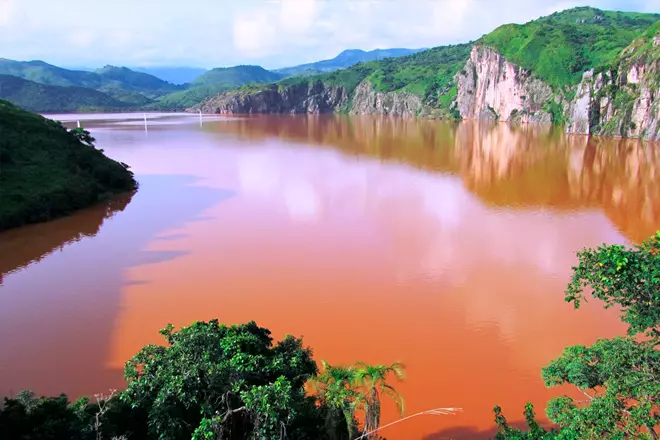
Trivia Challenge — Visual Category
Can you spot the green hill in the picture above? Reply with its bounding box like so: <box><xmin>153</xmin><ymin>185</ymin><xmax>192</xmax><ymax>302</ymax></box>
<box><xmin>0</xmin><ymin>75</ymin><xmax>129</xmax><ymax>112</ymax></box>
<box><xmin>152</xmin><ymin>65</ymin><xmax>283</xmax><ymax>110</ymax></box>
<box><xmin>479</xmin><ymin>7</ymin><xmax>660</xmax><ymax>89</ymax></box>
<box><xmin>274</xmin><ymin>48</ymin><xmax>426</xmax><ymax>77</ymax></box>
<box><xmin>0</xmin><ymin>59</ymin><xmax>182</xmax><ymax>105</ymax></box>
<box><xmin>0</xmin><ymin>99</ymin><xmax>137</xmax><ymax>230</ymax></box>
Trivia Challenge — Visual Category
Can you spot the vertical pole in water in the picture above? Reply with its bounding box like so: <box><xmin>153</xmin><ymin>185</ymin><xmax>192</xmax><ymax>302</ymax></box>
<box><xmin>77</xmin><ymin>120</ymin><xmax>81</xmax><ymax>128</ymax></box>
<box><xmin>144</xmin><ymin>113</ymin><xmax>148</xmax><ymax>135</ymax></box>
<box><xmin>199</xmin><ymin>110</ymin><xmax>203</xmax><ymax>127</ymax></box>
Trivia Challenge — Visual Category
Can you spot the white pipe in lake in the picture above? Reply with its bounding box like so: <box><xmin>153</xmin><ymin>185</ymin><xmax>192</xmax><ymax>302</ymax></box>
<box><xmin>199</xmin><ymin>110</ymin><xmax>203</xmax><ymax>127</ymax></box>
<box><xmin>77</xmin><ymin>120</ymin><xmax>81</xmax><ymax>128</ymax></box>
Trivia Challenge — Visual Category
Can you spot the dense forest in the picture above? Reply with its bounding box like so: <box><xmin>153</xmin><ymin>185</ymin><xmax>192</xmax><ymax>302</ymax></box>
<box><xmin>0</xmin><ymin>100</ymin><xmax>137</xmax><ymax>230</ymax></box>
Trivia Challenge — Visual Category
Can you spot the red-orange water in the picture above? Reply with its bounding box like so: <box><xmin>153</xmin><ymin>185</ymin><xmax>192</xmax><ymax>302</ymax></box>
<box><xmin>2</xmin><ymin>114</ymin><xmax>659</xmax><ymax>439</ymax></box>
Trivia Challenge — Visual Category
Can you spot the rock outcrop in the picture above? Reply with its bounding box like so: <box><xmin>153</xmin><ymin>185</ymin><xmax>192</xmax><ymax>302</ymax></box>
<box><xmin>349</xmin><ymin>81</ymin><xmax>423</xmax><ymax>117</ymax></box>
<box><xmin>194</xmin><ymin>81</ymin><xmax>349</xmax><ymax>114</ymax></box>
<box><xmin>566</xmin><ymin>26</ymin><xmax>660</xmax><ymax>140</ymax></box>
<box><xmin>455</xmin><ymin>46</ymin><xmax>555</xmax><ymax>124</ymax></box>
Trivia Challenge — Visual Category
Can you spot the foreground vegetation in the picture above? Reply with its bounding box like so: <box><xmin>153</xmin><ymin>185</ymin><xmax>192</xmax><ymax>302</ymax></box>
<box><xmin>0</xmin><ymin>100</ymin><xmax>137</xmax><ymax>230</ymax></box>
<box><xmin>0</xmin><ymin>320</ymin><xmax>408</xmax><ymax>440</ymax></box>
<box><xmin>496</xmin><ymin>233</ymin><xmax>660</xmax><ymax>439</ymax></box>
<box><xmin>2</xmin><ymin>233</ymin><xmax>659</xmax><ymax>439</ymax></box>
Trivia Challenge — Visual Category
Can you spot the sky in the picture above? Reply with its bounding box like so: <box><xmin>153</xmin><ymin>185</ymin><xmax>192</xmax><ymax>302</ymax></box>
<box><xmin>0</xmin><ymin>0</ymin><xmax>657</xmax><ymax>69</ymax></box>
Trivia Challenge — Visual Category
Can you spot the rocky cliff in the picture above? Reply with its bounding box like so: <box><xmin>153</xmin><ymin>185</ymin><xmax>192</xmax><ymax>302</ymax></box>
<box><xmin>454</xmin><ymin>46</ymin><xmax>555</xmax><ymax>124</ymax></box>
<box><xmin>193</xmin><ymin>81</ymin><xmax>349</xmax><ymax>114</ymax></box>
<box><xmin>193</xmin><ymin>79</ymin><xmax>426</xmax><ymax>117</ymax></box>
<box><xmin>192</xmin><ymin>24</ymin><xmax>660</xmax><ymax>141</ymax></box>
<box><xmin>566</xmin><ymin>26</ymin><xmax>660</xmax><ymax>140</ymax></box>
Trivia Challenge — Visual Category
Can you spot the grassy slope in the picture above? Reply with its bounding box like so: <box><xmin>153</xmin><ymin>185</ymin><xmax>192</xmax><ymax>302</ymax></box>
<box><xmin>0</xmin><ymin>75</ymin><xmax>129</xmax><ymax>112</ymax></box>
<box><xmin>0</xmin><ymin>99</ymin><xmax>137</xmax><ymax>230</ymax></box>
<box><xmin>153</xmin><ymin>65</ymin><xmax>284</xmax><ymax>109</ymax></box>
<box><xmin>479</xmin><ymin>7</ymin><xmax>660</xmax><ymax>89</ymax></box>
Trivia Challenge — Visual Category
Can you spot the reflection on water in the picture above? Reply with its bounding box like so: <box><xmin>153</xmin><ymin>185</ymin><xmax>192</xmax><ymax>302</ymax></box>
<box><xmin>1</xmin><ymin>115</ymin><xmax>659</xmax><ymax>440</ymax></box>
<box><xmin>0</xmin><ymin>175</ymin><xmax>232</xmax><ymax>397</ymax></box>
<box><xmin>208</xmin><ymin>116</ymin><xmax>660</xmax><ymax>242</ymax></box>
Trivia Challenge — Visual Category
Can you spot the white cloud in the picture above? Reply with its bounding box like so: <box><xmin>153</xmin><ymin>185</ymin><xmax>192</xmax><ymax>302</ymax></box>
<box><xmin>0</xmin><ymin>0</ymin><xmax>16</xmax><ymax>27</ymax></box>
<box><xmin>0</xmin><ymin>0</ymin><xmax>654</xmax><ymax>68</ymax></box>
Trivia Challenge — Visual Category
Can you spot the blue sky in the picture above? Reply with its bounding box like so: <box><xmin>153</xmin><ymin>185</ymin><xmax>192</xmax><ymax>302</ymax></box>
<box><xmin>0</xmin><ymin>0</ymin><xmax>657</xmax><ymax>69</ymax></box>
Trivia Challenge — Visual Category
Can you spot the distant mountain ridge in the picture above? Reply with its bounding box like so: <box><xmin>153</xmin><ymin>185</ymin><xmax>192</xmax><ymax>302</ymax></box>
<box><xmin>274</xmin><ymin>48</ymin><xmax>426</xmax><ymax>77</ymax></box>
<box><xmin>150</xmin><ymin>65</ymin><xmax>283</xmax><ymax>110</ymax></box>
<box><xmin>0</xmin><ymin>47</ymin><xmax>430</xmax><ymax>112</ymax></box>
<box><xmin>0</xmin><ymin>58</ymin><xmax>182</xmax><ymax>105</ymax></box>
<box><xmin>0</xmin><ymin>75</ymin><xmax>128</xmax><ymax>112</ymax></box>
<box><xmin>132</xmin><ymin>67</ymin><xmax>208</xmax><ymax>85</ymax></box>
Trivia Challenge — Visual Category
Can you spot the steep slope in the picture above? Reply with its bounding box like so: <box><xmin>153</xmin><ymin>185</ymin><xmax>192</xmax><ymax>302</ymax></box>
<box><xmin>153</xmin><ymin>65</ymin><xmax>283</xmax><ymax>109</ymax></box>
<box><xmin>567</xmin><ymin>21</ymin><xmax>660</xmax><ymax>139</ymax></box>
<box><xmin>479</xmin><ymin>7</ymin><xmax>660</xmax><ymax>88</ymax></box>
<box><xmin>0</xmin><ymin>75</ymin><xmax>129</xmax><ymax>112</ymax></box>
<box><xmin>274</xmin><ymin>48</ymin><xmax>425</xmax><ymax>77</ymax></box>
<box><xmin>0</xmin><ymin>99</ymin><xmax>137</xmax><ymax>230</ymax></box>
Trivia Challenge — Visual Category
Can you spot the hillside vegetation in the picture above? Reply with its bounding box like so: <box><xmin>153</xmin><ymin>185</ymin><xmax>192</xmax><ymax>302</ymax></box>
<box><xmin>480</xmin><ymin>7</ymin><xmax>660</xmax><ymax>89</ymax></box>
<box><xmin>152</xmin><ymin>65</ymin><xmax>283</xmax><ymax>109</ymax></box>
<box><xmin>0</xmin><ymin>75</ymin><xmax>128</xmax><ymax>112</ymax></box>
<box><xmin>0</xmin><ymin>100</ymin><xmax>137</xmax><ymax>230</ymax></box>
<box><xmin>0</xmin><ymin>59</ymin><xmax>182</xmax><ymax>105</ymax></box>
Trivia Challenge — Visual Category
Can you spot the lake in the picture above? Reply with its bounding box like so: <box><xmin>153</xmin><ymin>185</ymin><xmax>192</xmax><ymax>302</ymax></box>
<box><xmin>1</xmin><ymin>113</ymin><xmax>658</xmax><ymax>439</ymax></box>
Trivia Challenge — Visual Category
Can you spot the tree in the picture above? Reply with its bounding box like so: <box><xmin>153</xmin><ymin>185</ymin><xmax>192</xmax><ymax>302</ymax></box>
<box><xmin>313</xmin><ymin>362</ymin><xmax>361</xmax><ymax>439</ymax></box>
<box><xmin>565</xmin><ymin>232</ymin><xmax>660</xmax><ymax>339</ymax></box>
<box><xmin>122</xmin><ymin>320</ymin><xmax>320</xmax><ymax>440</ymax></box>
<box><xmin>495</xmin><ymin>233</ymin><xmax>660</xmax><ymax>439</ymax></box>
<box><xmin>354</xmin><ymin>362</ymin><xmax>405</xmax><ymax>439</ymax></box>
<box><xmin>69</xmin><ymin>127</ymin><xmax>97</xmax><ymax>148</ymax></box>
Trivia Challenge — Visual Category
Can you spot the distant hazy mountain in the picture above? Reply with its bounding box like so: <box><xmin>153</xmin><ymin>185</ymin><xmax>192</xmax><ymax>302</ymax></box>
<box><xmin>0</xmin><ymin>75</ymin><xmax>128</xmax><ymax>112</ymax></box>
<box><xmin>0</xmin><ymin>59</ymin><xmax>182</xmax><ymax>104</ymax></box>
<box><xmin>274</xmin><ymin>48</ymin><xmax>426</xmax><ymax>77</ymax></box>
<box><xmin>132</xmin><ymin>67</ymin><xmax>208</xmax><ymax>84</ymax></box>
<box><xmin>152</xmin><ymin>65</ymin><xmax>283</xmax><ymax>110</ymax></box>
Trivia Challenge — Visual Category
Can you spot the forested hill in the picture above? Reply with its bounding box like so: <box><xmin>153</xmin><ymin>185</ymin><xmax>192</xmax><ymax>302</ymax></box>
<box><xmin>0</xmin><ymin>100</ymin><xmax>137</xmax><ymax>230</ymax></box>
<box><xmin>0</xmin><ymin>75</ymin><xmax>129</xmax><ymax>112</ymax></box>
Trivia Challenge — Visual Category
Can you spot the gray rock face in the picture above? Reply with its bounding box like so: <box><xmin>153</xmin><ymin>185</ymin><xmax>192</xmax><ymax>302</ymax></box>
<box><xmin>349</xmin><ymin>81</ymin><xmax>423</xmax><ymax>117</ymax></box>
<box><xmin>194</xmin><ymin>81</ymin><xmax>349</xmax><ymax>114</ymax></box>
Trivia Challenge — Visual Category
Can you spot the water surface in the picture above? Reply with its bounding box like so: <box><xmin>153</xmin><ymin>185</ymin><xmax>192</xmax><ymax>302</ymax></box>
<box><xmin>2</xmin><ymin>114</ymin><xmax>659</xmax><ymax>439</ymax></box>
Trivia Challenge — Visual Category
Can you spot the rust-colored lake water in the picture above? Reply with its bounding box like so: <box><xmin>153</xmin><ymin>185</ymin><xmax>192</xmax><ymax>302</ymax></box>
<box><xmin>2</xmin><ymin>114</ymin><xmax>658</xmax><ymax>439</ymax></box>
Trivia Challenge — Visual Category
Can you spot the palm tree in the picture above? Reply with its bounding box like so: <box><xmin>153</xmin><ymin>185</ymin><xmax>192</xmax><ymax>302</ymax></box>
<box><xmin>312</xmin><ymin>361</ymin><xmax>360</xmax><ymax>439</ymax></box>
<box><xmin>353</xmin><ymin>362</ymin><xmax>405</xmax><ymax>439</ymax></box>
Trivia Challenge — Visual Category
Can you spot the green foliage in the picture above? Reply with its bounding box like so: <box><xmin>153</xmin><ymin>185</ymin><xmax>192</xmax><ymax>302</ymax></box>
<box><xmin>494</xmin><ymin>403</ymin><xmax>557</xmax><ymax>439</ymax></box>
<box><xmin>565</xmin><ymin>232</ymin><xmax>660</xmax><ymax>338</ymax></box>
<box><xmin>122</xmin><ymin>320</ymin><xmax>323</xmax><ymax>440</ymax></box>
<box><xmin>0</xmin><ymin>100</ymin><xmax>136</xmax><ymax>230</ymax></box>
<box><xmin>480</xmin><ymin>7</ymin><xmax>660</xmax><ymax>88</ymax></box>
<box><xmin>496</xmin><ymin>233</ymin><xmax>660</xmax><ymax>439</ymax></box>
